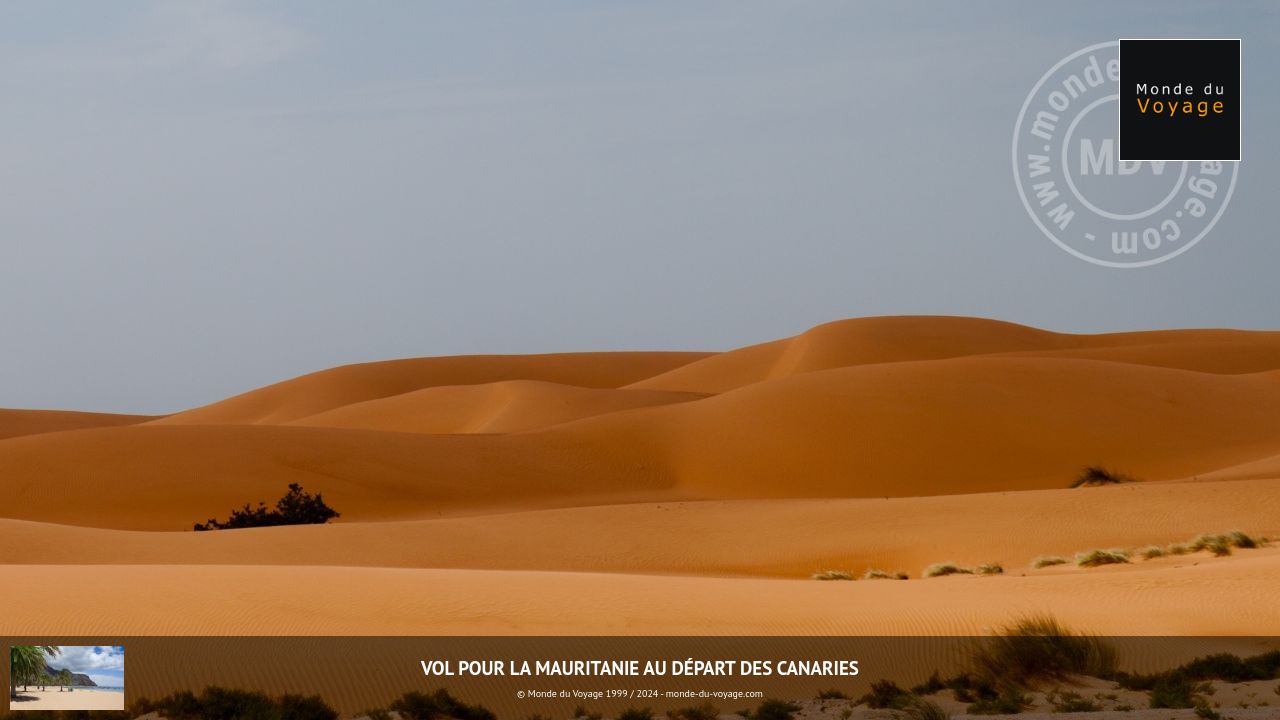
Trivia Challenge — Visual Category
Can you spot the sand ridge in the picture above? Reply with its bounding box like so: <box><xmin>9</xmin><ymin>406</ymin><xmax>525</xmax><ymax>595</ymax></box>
<box><xmin>3</xmin><ymin>316</ymin><xmax>1280</xmax><ymax>636</ymax></box>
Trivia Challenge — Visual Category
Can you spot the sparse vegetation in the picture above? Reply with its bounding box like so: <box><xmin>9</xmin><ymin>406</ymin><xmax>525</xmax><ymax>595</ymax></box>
<box><xmin>1070</xmin><ymin>465</ymin><xmax>1134</xmax><ymax>488</ymax></box>
<box><xmin>129</xmin><ymin>686</ymin><xmax>339</xmax><ymax>720</ymax></box>
<box><xmin>815</xmin><ymin>689</ymin><xmax>848</xmax><ymax>700</ymax></box>
<box><xmin>862</xmin><ymin>568</ymin><xmax>909</xmax><ymax>580</ymax></box>
<box><xmin>617</xmin><ymin>708</ymin><xmax>653</xmax><ymax>720</ymax></box>
<box><xmin>194</xmin><ymin>483</ymin><xmax>340</xmax><ymax>531</ymax></box>
<box><xmin>970</xmin><ymin>615</ymin><xmax>1117</xmax><ymax>687</ymax></box>
<box><xmin>573</xmin><ymin>705</ymin><xmax>603</xmax><ymax>720</ymax></box>
<box><xmin>1138</xmin><ymin>544</ymin><xmax>1166</xmax><ymax>559</ymax></box>
<box><xmin>965</xmin><ymin>688</ymin><xmax>1028</xmax><ymax>715</ymax></box>
<box><xmin>666</xmin><ymin>704</ymin><xmax>718</xmax><ymax>720</ymax></box>
<box><xmin>856</xmin><ymin>680</ymin><xmax>913</xmax><ymax>710</ymax></box>
<box><xmin>903</xmin><ymin>698</ymin><xmax>951</xmax><ymax>720</ymax></box>
<box><xmin>810</xmin><ymin>569</ymin><xmax>854</xmax><ymax>581</ymax></box>
<box><xmin>923</xmin><ymin>562</ymin><xmax>973</xmax><ymax>578</ymax></box>
<box><xmin>975</xmin><ymin>562</ymin><xmax>1004</xmax><ymax>576</ymax></box>
<box><xmin>1046</xmin><ymin>689</ymin><xmax>1102</xmax><ymax>712</ymax></box>
<box><xmin>750</xmin><ymin>699</ymin><xmax>800</xmax><ymax>720</ymax></box>
<box><xmin>1031</xmin><ymin>555</ymin><xmax>1068</xmax><ymax>569</ymax></box>
<box><xmin>392</xmin><ymin>690</ymin><xmax>496</xmax><ymax>720</ymax></box>
<box><xmin>1075</xmin><ymin>548</ymin><xmax>1130</xmax><ymax>567</ymax></box>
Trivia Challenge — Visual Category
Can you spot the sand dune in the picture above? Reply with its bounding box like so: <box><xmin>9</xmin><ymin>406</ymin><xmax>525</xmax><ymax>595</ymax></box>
<box><xmin>4</xmin><ymin>316</ymin><xmax>1280</xmax><ymax>638</ymax></box>
<box><xmin>290</xmin><ymin>380</ymin><xmax>705</xmax><ymax>434</ymax></box>
<box><xmin>0</xmin><ymin>408</ymin><xmax>152</xmax><ymax>441</ymax></box>
<box><xmin>629</xmin><ymin>316</ymin><xmax>1280</xmax><ymax>393</ymax></box>
<box><xmin>4</xmin><ymin>356</ymin><xmax>1280</xmax><ymax>530</ymax></box>
<box><xmin>5</xmin><ymin>478</ymin><xmax>1278</xmax><ymax>577</ymax></box>
<box><xmin>151</xmin><ymin>351</ymin><xmax>710</xmax><ymax>425</ymax></box>
<box><xmin>4</xmin><ymin>552</ymin><xmax>1279</xmax><ymax>636</ymax></box>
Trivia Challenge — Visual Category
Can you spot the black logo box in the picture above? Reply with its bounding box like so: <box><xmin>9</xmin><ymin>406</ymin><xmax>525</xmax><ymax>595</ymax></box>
<box><xmin>1119</xmin><ymin>38</ymin><xmax>1241</xmax><ymax>162</ymax></box>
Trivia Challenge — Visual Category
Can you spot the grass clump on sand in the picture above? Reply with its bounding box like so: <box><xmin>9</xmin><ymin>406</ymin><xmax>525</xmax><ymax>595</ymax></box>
<box><xmin>1190</xmin><ymin>534</ymin><xmax>1233</xmax><ymax>557</ymax></box>
<box><xmin>1031</xmin><ymin>555</ymin><xmax>1068</xmax><ymax>569</ymax></box>
<box><xmin>975</xmin><ymin>562</ymin><xmax>1004</xmax><ymax>576</ymax></box>
<box><xmin>970</xmin><ymin>615</ymin><xmax>1118</xmax><ymax>687</ymax></box>
<box><xmin>129</xmin><ymin>687</ymin><xmax>340</xmax><ymax>720</ymax></box>
<box><xmin>1139</xmin><ymin>544</ymin><xmax>1166</xmax><ymax>560</ymax></box>
<box><xmin>862</xmin><ymin>568</ymin><xmax>909</xmax><ymax>580</ymax></box>
<box><xmin>1045</xmin><ymin>689</ymin><xmax>1102</xmax><ymax>712</ymax></box>
<box><xmin>923</xmin><ymin>562</ymin><xmax>973</xmax><ymax>578</ymax></box>
<box><xmin>667</xmin><ymin>703</ymin><xmax>718</xmax><ymax>720</ymax></box>
<box><xmin>902</xmin><ymin>698</ymin><xmax>951</xmax><ymax>720</ymax></box>
<box><xmin>1075</xmin><ymin>548</ymin><xmax>1130</xmax><ymax>567</ymax></box>
<box><xmin>1070</xmin><ymin>465</ymin><xmax>1135</xmax><ymax>488</ymax></box>
<box><xmin>750</xmin><ymin>699</ymin><xmax>801</xmax><ymax>720</ymax></box>
<box><xmin>856</xmin><ymin>680</ymin><xmax>913</xmax><ymax>710</ymax></box>
<box><xmin>617</xmin><ymin>708</ymin><xmax>654</xmax><ymax>720</ymax></box>
<box><xmin>811</xmin><ymin>569</ymin><xmax>854</xmax><ymax>581</ymax></box>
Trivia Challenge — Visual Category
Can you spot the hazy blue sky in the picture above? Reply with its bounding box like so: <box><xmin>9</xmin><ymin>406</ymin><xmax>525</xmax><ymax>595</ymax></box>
<box><xmin>2</xmin><ymin>1</ymin><xmax>1277</xmax><ymax>414</ymax></box>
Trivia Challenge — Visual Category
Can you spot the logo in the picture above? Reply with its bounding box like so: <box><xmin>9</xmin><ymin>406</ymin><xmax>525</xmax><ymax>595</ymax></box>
<box><xmin>1012</xmin><ymin>41</ymin><xmax>1237</xmax><ymax>268</ymax></box>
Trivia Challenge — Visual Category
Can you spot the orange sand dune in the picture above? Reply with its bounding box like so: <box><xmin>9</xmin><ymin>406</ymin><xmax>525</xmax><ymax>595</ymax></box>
<box><xmin>0</xmin><ymin>408</ymin><xmax>153</xmax><ymax>441</ymax></box>
<box><xmin>152</xmin><ymin>351</ymin><xmax>710</xmax><ymax>425</ymax></box>
<box><xmin>0</xmin><ymin>423</ymin><xmax>673</xmax><ymax>530</ymax></box>
<box><xmin>618</xmin><ymin>357</ymin><xmax>1280</xmax><ymax>499</ymax></box>
<box><xmin>5</xmin><ymin>478</ymin><xmax>1278</xmax><ymax>577</ymax></box>
<box><xmin>4</xmin><ymin>357</ymin><xmax>1280</xmax><ymax>530</ymax></box>
<box><xmin>3</xmin><ymin>553</ymin><xmax>1279</xmax><ymax>636</ymax></box>
<box><xmin>5</xmin><ymin>316</ymin><xmax>1280</xmax><ymax>639</ymax></box>
<box><xmin>629</xmin><ymin>316</ymin><xmax>1280</xmax><ymax>393</ymax></box>
<box><xmin>290</xmin><ymin>380</ymin><xmax>705</xmax><ymax>434</ymax></box>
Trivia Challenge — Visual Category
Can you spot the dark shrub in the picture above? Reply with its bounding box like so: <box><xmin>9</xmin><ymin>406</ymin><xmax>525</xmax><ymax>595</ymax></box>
<box><xmin>857</xmin><ymin>680</ymin><xmax>912</xmax><ymax>709</ymax></box>
<box><xmin>195</xmin><ymin>483</ymin><xmax>339</xmax><ymax>531</ymax></box>
<box><xmin>970</xmin><ymin>615</ymin><xmax>1117</xmax><ymax>686</ymax></box>
<box><xmin>666</xmin><ymin>703</ymin><xmax>718</xmax><ymax>720</ymax></box>
<box><xmin>751</xmin><ymin>699</ymin><xmax>801</xmax><ymax>720</ymax></box>
<box><xmin>617</xmin><ymin>707</ymin><xmax>654</xmax><ymax>720</ymax></box>
<box><xmin>392</xmin><ymin>690</ymin><xmax>496</xmax><ymax>720</ymax></box>
<box><xmin>1071</xmin><ymin>466</ymin><xmax>1134</xmax><ymax>487</ymax></box>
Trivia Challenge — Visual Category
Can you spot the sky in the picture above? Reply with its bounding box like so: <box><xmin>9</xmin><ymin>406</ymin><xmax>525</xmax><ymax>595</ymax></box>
<box><xmin>1</xmin><ymin>1</ymin><xmax>1277</xmax><ymax>414</ymax></box>
<box><xmin>48</xmin><ymin>646</ymin><xmax>125</xmax><ymax>688</ymax></box>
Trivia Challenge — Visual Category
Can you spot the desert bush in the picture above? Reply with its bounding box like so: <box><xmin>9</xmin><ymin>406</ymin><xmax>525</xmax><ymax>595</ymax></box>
<box><xmin>975</xmin><ymin>562</ymin><xmax>1003</xmax><ymax>576</ymax></box>
<box><xmin>923</xmin><ymin>562</ymin><xmax>973</xmax><ymax>578</ymax></box>
<box><xmin>750</xmin><ymin>699</ymin><xmax>801</xmax><ymax>720</ymax></box>
<box><xmin>1167</xmin><ymin>542</ymin><xmax>1192</xmax><ymax>555</ymax></box>
<box><xmin>862</xmin><ymin>569</ymin><xmax>909</xmax><ymax>580</ymax></box>
<box><xmin>911</xmin><ymin>671</ymin><xmax>946</xmax><ymax>696</ymax></box>
<box><xmin>1195</xmin><ymin>704</ymin><xmax>1223</xmax><ymax>719</ymax></box>
<box><xmin>1071</xmin><ymin>466</ymin><xmax>1134</xmax><ymax>488</ymax></box>
<box><xmin>667</xmin><ymin>704</ymin><xmax>717</xmax><ymax>720</ymax></box>
<box><xmin>127</xmin><ymin>686</ymin><xmax>337</xmax><ymax>720</ymax></box>
<box><xmin>194</xmin><ymin>483</ymin><xmax>340</xmax><ymax>531</ymax></box>
<box><xmin>617</xmin><ymin>707</ymin><xmax>653</xmax><ymax>720</ymax></box>
<box><xmin>857</xmin><ymin>680</ymin><xmax>912</xmax><ymax>709</ymax></box>
<box><xmin>1148</xmin><ymin>675</ymin><xmax>1198</xmax><ymax>709</ymax></box>
<box><xmin>392</xmin><ymin>690</ymin><xmax>496</xmax><ymax>720</ymax></box>
<box><xmin>1075</xmin><ymin>548</ymin><xmax>1130</xmax><ymax>567</ymax></box>
<box><xmin>1139</xmin><ymin>544</ymin><xmax>1165</xmax><ymax>559</ymax></box>
<box><xmin>970</xmin><ymin>615</ymin><xmax>1117</xmax><ymax>687</ymax></box>
<box><xmin>361</xmin><ymin>710</ymin><xmax>393</xmax><ymax>720</ymax></box>
<box><xmin>811</xmin><ymin>569</ymin><xmax>853</xmax><ymax>580</ymax></box>
<box><xmin>903</xmin><ymin>698</ymin><xmax>952</xmax><ymax>720</ymax></box>
<box><xmin>1031</xmin><ymin>555</ymin><xmax>1068</xmax><ymax>569</ymax></box>
<box><xmin>1046</xmin><ymin>689</ymin><xmax>1101</xmax><ymax>712</ymax></box>
<box><xmin>1190</xmin><ymin>534</ymin><xmax>1232</xmax><ymax>556</ymax></box>
<box><xmin>965</xmin><ymin>688</ymin><xmax>1028</xmax><ymax>715</ymax></box>
<box><xmin>573</xmin><ymin>705</ymin><xmax>603</xmax><ymax>720</ymax></box>
<box><xmin>815</xmin><ymin>689</ymin><xmax>847</xmax><ymax>699</ymax></box>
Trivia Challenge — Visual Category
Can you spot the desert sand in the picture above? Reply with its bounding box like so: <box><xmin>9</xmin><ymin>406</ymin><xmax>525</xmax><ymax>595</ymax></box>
<box><xmin>2</xmin><ymin>316</ymin><xmax>1280</xmax><ymax>637</ymax></box>
<box><xmin>7</xmin><ymin>687</ymin><xmax>125</xmax><ymax>711</ymax></box>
